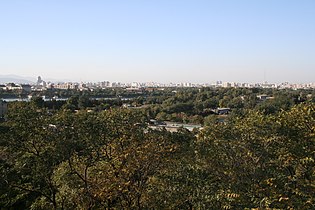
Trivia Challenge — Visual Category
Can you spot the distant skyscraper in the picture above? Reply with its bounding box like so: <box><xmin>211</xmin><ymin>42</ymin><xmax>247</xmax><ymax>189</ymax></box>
<box><xmin>37</xmin><ymin>76</ymin><xmax>42</xmax><ymax>85</ymax></box>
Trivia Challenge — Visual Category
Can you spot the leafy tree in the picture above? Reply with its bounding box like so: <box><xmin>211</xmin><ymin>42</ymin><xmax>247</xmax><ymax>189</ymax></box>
<box><xmin>30</xmin><ymin>96</ymin><xmax>45</xmax><ymax>108</ymax></box>
<box><xmin>196</xmin><ymin>103</ymin><xmax>315</xmax><ymax>209</ymax></box>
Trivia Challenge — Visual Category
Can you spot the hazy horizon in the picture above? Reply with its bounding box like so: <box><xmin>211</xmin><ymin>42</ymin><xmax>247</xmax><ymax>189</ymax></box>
<box><xmin>1</xmin><ymin>0</ymin><xmax>315</xmax><ymax>84</ymax></box>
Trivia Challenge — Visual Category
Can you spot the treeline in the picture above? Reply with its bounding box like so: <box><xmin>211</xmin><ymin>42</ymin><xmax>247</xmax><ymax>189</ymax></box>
<box><xmin>142</xmin><ymin>87</ymin><xmax>315</xmax><ymax>124</ymax></box>
<box><xmin>28</xmin><ymin>87</ymin><xmax>315</xmax><ymax>125</ymax></box>
<box><xmin>0</xmin><ymin>87</ymin><xmax>145</xmax><ymax>99</ymax></box>
<box><xmin>0</xmin><ymin>101</ymin><xmax>314</xmax><ymax>209</ymax></box>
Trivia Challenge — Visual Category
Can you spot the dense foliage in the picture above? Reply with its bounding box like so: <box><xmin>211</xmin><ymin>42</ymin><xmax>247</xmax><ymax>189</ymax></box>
<box><xmin>0</xmin><ymin>88</ymin><xmax>314</xmax><ymax>209</ymax></box>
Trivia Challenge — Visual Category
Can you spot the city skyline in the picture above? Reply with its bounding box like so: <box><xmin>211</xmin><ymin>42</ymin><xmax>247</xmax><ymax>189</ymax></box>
<box><xmin>1</xmin><ymin>0</ymin><xmax>315</xmax><ymax>83</ymax></box>
<box><xmin>1</xmin><ymin>74</ymin><xmax>314</xmax><ymax>90</ymax></box>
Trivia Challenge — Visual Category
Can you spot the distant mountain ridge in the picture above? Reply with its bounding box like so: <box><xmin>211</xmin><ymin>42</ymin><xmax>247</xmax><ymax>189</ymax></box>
<box><xmin>0</xmin><ymin>75</ymin><xmax>35</xmax><ymax>84</ymax></box>
<box><xmin>0</xmin><ymin>75</ymin><xmax>68</xmax><ymax>84</ymax></box>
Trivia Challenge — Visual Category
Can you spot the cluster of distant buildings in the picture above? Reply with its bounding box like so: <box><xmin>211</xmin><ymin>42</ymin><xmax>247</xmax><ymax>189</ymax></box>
<box><xmin>0</xmin><ymin>83</ymin><xmax>32</xmax><ymax>92</ymax></box>
<box><xmin>0</xmin><ymin>76</ymin><xmax>314</xmax><ymax>92</ymax></box>
<box><xmin>210</xmin><ymin>81</ymin><xmax>315</xmax><ymax>89</ymax></box>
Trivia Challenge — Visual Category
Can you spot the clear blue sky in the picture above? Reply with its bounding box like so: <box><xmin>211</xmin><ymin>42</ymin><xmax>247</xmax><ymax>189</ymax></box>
<box><xmin>0</xmin><ymin>0</ymin><xmax>314</xmax><ymax>83</ymax></box>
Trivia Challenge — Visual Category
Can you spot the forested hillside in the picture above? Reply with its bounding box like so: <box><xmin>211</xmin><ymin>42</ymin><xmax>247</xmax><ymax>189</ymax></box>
<box><xmin>0</xmin><ymin>88</ymin><xmax>314</xmax><ymax>209</ymax></box>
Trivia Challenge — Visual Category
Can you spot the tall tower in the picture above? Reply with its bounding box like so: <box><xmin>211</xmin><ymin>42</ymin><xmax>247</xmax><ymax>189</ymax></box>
<box><xmin>37</xmin><ymin>76</ymin><xmax>42</xmax><ymax>85</ymax></box>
